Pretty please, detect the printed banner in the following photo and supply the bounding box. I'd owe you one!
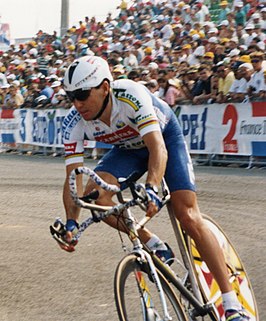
[174,102,266,156]
[0,104,266,156]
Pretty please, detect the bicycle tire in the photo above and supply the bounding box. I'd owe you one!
[187,214,259,321]
[114,253,188,321]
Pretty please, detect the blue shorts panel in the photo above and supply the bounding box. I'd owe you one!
[94,114,196,192]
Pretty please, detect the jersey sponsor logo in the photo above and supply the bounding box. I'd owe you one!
[94,125,139,144]
[116,120,126,129]
[64,142,77,153]
[113,88,143,111]
[93,130,106,137]
[62,109,82,140]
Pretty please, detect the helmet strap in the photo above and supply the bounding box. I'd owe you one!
[92,91,110,120]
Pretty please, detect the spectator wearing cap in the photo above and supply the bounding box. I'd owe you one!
[261,7,266,31]
[235,2,246,26]
[181,66,201,101]
[207,27,219,39]
[5,84,24,109]
[50,81,68,107]
[0,84,10,107]
[0,65,8,87]
[193,2,206,24]
[226,61,246,102]
[218,1,231,24]
[248,51,266,101]
[140,47,154,66]
[160,17,174,45]
[202,51,215,65]
[228,48,241,65]
[171,24,183,48]
[227,37,239,51]
[251,12,262,26]
[142,33,155,49]
[206,37,218,53]
[147,62,159,79]
[214,45,226,64]
[146,79,159,95]
[242,23,256,47]
[112,65,126,80]
[233,62,254,102]
[189,40,205,66]
[192,65,213,105]
[139,69,150,83]
[249,35,265,51]
[218,20,231,39]
[216,61,235,103]
[181,5,191,24]
[163,78,186,107]
[179,44,192,63]
[123,48,138,70]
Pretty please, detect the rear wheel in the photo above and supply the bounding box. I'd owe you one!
[114,254,188,321]
[188,215,258,321]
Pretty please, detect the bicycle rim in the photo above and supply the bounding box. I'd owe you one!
[187,214,258,321]
[114,254,188,321]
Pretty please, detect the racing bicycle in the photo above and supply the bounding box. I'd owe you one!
[50,166,258,321]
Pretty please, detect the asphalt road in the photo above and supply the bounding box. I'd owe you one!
[0,154,265,321]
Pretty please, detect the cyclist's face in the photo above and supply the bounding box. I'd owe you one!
[73,81,110,121]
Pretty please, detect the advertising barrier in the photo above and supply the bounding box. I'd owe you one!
[0,102,266,156]
[175,101,266,156]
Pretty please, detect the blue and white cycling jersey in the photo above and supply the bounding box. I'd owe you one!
[62,79,195,192]
[63,79,175,164]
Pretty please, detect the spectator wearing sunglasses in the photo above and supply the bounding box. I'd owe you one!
[247,51,266,101]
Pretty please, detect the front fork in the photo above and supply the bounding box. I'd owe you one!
[124,207,173,321]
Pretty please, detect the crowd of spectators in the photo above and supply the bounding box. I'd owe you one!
[0,0,266,109]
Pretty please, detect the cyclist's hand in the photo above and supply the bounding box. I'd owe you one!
[50,219,79,252]
[145,187,162,217]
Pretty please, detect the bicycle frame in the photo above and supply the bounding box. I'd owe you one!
[66,167,220,320]
[150,205,220,320]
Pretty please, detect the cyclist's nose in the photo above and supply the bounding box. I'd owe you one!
[74,100,85,109]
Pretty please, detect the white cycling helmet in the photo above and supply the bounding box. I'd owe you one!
[64,55,113,92]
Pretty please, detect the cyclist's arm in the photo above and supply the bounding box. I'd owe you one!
[143,130,168,187]
[63,162,84,222]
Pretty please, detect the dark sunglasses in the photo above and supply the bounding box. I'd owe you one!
[66,88,92,102]
[251,59,260,63]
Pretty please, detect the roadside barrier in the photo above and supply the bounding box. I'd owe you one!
[0,103,265,167]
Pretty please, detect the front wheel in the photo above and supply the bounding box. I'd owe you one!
[114,254,188,321]
[188,214,258,321]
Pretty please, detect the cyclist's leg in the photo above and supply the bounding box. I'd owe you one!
[169,190,232,294]
[163,122,244,314]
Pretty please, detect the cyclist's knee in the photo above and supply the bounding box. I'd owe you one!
[170,190,204,237]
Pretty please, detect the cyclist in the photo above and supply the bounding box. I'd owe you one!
[57,56,249,321]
